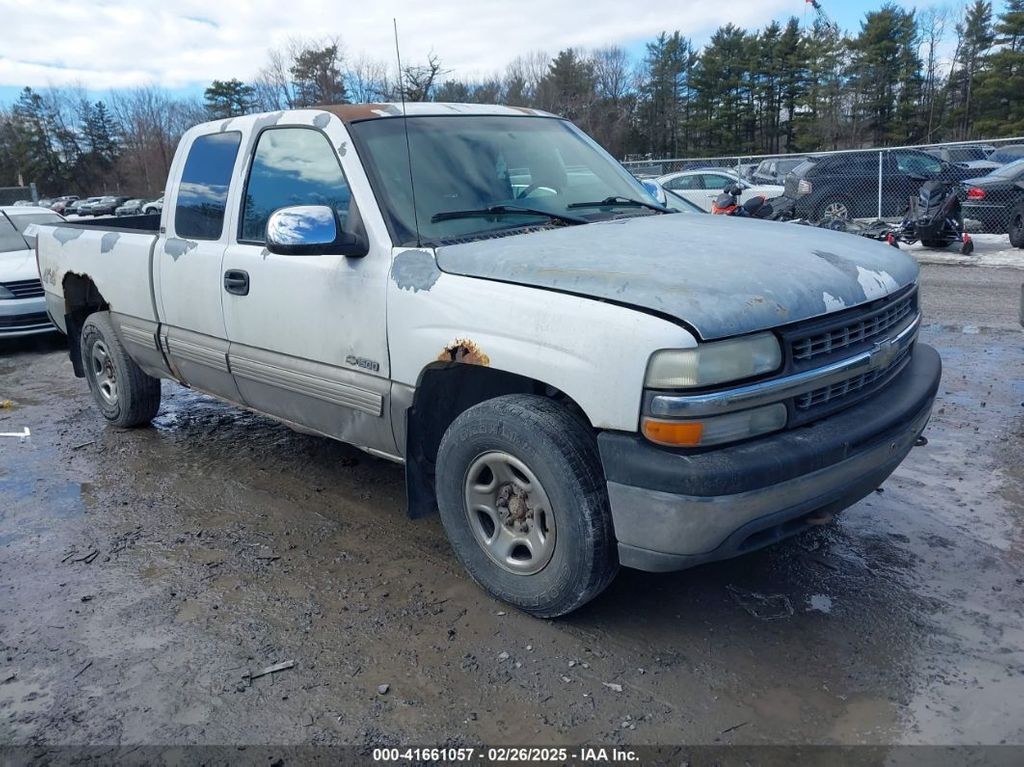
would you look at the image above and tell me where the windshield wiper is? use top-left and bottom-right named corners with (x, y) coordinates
top-left (430, 205), bottom-right (587, 226)
top-left (567, 196), bottom-right (671, 213)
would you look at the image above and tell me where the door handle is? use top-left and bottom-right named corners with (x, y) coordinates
top-left (224, 269), bottom-right (249, 296)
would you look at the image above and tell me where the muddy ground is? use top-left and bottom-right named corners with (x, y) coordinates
top-left (1, 263), bottom-right (1022, 749)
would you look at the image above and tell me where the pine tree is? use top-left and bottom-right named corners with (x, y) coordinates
top-left (847, 4), bottom-right (923, 145)
top-left (777, 17), bottom-right (809, 152)
top-left (204, 79), bottom-right (256, 118)
top-left (289, 44), bottom-right (348, 106)
top-left (973, 0), bottom-right (1024, 135)
top-left (946, 1), bottom-right (995, 138)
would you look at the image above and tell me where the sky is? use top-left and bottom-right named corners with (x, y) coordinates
top-left (0, 0), bottom-right (999, 106)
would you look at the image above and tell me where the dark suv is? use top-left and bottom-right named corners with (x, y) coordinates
top-left (783, 149), bottom-right (974, 221)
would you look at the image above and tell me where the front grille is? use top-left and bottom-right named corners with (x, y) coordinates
top-left (790, 289), bottom-right (916, 363)
top-left (0, 311), bottom-right (50, 331)
top-left (796, 347), bottom-right (911, 411)
top-left (1, 279), bottom-right (44, 299)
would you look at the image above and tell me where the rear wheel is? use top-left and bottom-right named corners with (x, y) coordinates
top-left (81, 312), bottom-right (161, 427)
top-left (1009, 204), bottom-right (1024, 249)
top-left (435, 395), bottom-right (618, 618)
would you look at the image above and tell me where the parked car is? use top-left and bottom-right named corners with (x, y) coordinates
top-left (641, 179), bottom-right (707, 214)
top-left (925, 144), bottom-right (1000, 174)
top-left (960, 158), bottom-right (1024, 247)
top-left (986, 145), bottom-right (1024, 166)
top-left (115, 198), bottom-right (147, 216)
top-left (0, 205), bottom-right (65, 338)
top-left (783, 149), bottom-right (974, 221)
top-left (34, 103), bottom-right (939, 617)
top-left (68, 197), bottom-right (102, 216)
top-left (657, 169), bottom-right (784, 212)
top-left (752, 157), bottom-right (804, 185)
top-left (736, 162), bottom-right (758, 181)
top-left (50, 196), bottom-right (80, 214)
top-left (84, 196), bottom-right (130, 217)
top-left (141, 197), bottom-right (163, 215)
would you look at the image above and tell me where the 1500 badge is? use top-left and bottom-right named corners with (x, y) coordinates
top-left (346, 355), bottom-right (380, 373)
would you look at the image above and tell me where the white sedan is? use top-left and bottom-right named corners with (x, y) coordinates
top-left (656, 169), bottom-right (784, 212)
top-left (1, 205), bottom-right (65, 338)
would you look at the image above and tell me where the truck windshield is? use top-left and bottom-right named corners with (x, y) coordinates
top-left (348, 115), bottom-right (664, 246)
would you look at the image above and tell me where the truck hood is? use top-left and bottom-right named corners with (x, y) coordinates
top-left (435, 214), bottom-right (919, 340)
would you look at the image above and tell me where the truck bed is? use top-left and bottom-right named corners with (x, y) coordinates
top-left (35, 215), bottom-right (162, 328)
top-left (54, 213), bottom-right (161, 234)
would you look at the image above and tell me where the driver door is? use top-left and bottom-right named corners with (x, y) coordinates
top-left (221, 123), bottom-right (396, 456)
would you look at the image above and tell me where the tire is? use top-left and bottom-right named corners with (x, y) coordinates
top-left (815, 195), bottom-right (854, 222)
top-left (920, 238), bottom-right (951, 248)
top-left (1009, 204), bottom-right (1024, 249)
top-left (435, 394), bottom-right (618, 618)
top-left (80, 312), bottom-right (161, 427)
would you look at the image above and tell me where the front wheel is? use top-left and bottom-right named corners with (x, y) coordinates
top-left (81, 312), bottom-right (161, 427)
top-left (435, 395), bottom-right (618, 618)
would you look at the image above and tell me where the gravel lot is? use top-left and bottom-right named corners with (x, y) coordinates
top-left (1, 263), bottom-right (1022, 749)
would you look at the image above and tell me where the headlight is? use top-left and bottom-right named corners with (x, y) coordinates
top-left (0, 285), bottom-right (14, 300)
top-left (642, 403), bottom-right (787, 447)
top-left (645, 332), bottom-right (781, 389)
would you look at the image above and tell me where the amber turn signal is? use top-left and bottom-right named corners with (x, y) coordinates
top-left (641, 418), bottom-right (704, 446)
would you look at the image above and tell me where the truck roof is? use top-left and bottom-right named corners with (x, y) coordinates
top-left (202, 103), bottom-right (557, 136)
top-left (320, 103), bottom-right (555, 122)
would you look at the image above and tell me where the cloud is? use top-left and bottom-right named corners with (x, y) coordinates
top-left (1, 0), bottom-right (795, 91)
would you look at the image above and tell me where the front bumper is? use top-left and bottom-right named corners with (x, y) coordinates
top-left (599, 343), bottom-right (941, 572)
top-left (0, 296), bottom-right (56, 338)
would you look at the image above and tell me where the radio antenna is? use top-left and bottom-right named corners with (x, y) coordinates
top-left (393, 18), bottom-right (422, 247)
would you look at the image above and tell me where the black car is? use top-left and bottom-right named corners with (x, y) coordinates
top-left (986, 144), bottom-right (1024, 165)
top-left (960, 158), bottom-right (1024, 247)
top-left (782, 149), bottom-right (975, 221)
top-left (87, 196), bottom-right (130, 216)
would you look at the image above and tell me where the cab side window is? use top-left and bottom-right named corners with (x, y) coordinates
top-left (175, 132), bottom-right (241, 240)
top-left (240, 128), bottom-right (351, 244)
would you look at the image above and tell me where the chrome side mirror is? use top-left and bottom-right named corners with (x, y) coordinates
top-left (265, 205), bottom-right (367, 257)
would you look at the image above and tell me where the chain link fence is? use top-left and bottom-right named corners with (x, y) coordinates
top-left (623, 138), bottom-right (1024, 247)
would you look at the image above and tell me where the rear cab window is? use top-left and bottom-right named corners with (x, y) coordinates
top-left (174, 132), bottom-right (242, 240)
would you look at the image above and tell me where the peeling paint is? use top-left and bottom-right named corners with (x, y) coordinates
top-left (337, 141), bottom-right (347, 156)
top-left (438, 339), bottom-right (490, 366)
top-left (856, 267), bottom-right (900, 300)
top-left (53, 227), bottom-right (85, 245)
top-left (218, 118), bottom-right (234, 133)
top-left (822, 292), bottom-right (847, 312)
top-left (391, 249), bottom-right (440, 292)
top-left (164, 238), bottom-right (198, 260)
top-left (100, 232), bottom-right (120, 254)
top-left (312, 113), bottom-right (331, 128)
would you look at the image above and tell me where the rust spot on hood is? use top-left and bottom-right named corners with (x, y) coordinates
top-left (438, 339), bottom-right (490, 366)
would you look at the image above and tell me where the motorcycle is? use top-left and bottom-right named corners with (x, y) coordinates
top-left (711, 184), bottom-right (776, 218)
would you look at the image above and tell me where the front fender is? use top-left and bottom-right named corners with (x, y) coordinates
top-left (387, 257), bottom-right (696, 432)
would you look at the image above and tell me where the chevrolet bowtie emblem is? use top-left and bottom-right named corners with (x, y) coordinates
top-left (870, 338), bottom-right (899, 369)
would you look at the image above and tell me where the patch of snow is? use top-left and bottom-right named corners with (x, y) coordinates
top-left (905, 234), bottom-right (1024, 270)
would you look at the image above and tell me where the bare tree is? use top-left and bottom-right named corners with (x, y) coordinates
top-left (402, 53), bottom-right (447, 101)
top-left (347, 55), bottom-right (394, 102)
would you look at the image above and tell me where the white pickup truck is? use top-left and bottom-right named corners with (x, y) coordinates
top-left (35, 103), bottom-right (940, 617)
